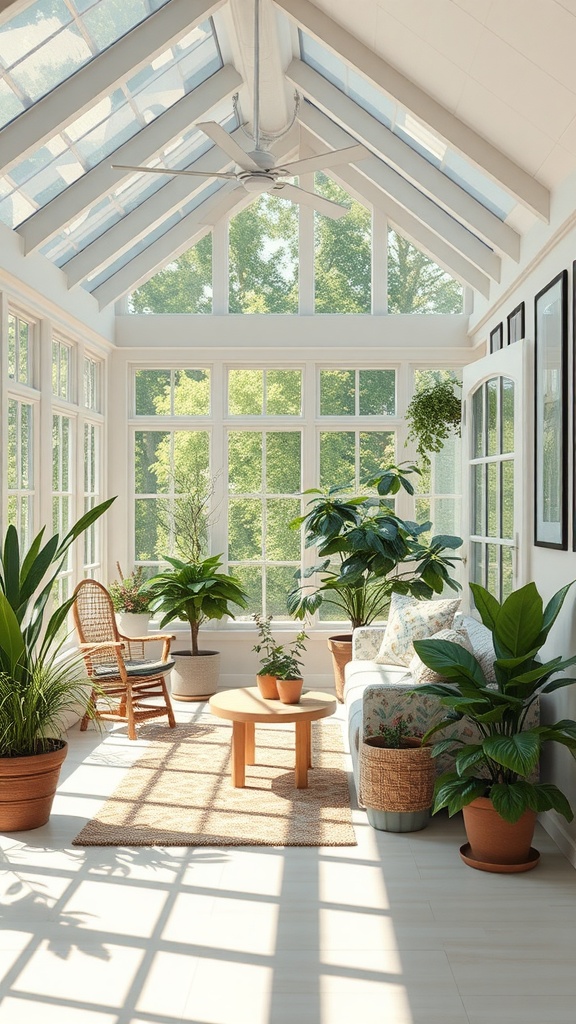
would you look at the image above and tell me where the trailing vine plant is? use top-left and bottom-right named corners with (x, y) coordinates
top-left (405, 374), bottom-right (462, 464)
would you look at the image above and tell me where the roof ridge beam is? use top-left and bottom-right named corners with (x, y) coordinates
top-left (288, 59), bottom-right (520, 262)
top-left (0, 0), bottom-right (226, 174)
top-left (274, 0), bottom-right (549, 221)
top-left (299, 103), bottom-right (500, 281)
top-left (91, 188), bottom-right (242, 310)
top-left (64, 130), bottom-right (245, 286)
top-left (19, 65), bottom-right (242, 254)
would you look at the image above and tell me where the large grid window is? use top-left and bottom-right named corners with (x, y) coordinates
top-left (470, 377), bottom-right (515, 601)
top-left (128, 362), bottom-right (461, 625)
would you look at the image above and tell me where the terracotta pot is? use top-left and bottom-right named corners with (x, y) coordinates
top-left (256, 673), bottom-right (279, 699)
top-left (462, 796), bottom-right (538, 871)
top-left (0, 741), bottom-right (68, 831)
top-left (276, 677), bottom-right (304, 704)
top-left (327, 634), bottom-right (353, 703)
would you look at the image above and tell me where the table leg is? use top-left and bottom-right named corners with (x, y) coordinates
top-left (245, 721), bottom-right (255, 765)
top-left (231, 721), bottom-right (246, 787)
top-left (295, 721), bottom-right (309, 789)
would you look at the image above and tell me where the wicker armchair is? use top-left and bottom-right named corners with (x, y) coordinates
top-left (73, 579), bottom-right (176, 740)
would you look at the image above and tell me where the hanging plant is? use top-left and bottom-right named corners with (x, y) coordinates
top-left (405, 376), bottom-right (462, 463)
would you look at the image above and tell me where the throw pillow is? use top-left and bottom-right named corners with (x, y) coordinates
top-left (460, 614), bottom-right (497, 682)
top-left (409, 627), bottom-right (474, 684)
top-left (375, 593), bottom-right (461, 667)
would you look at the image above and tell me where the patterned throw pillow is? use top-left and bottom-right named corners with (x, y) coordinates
top-left (375, 593), bottom-right (461, 667)
top-left (409, 627), bottom-right (474, 684)
top-left (460, 615), bottom-right (497, 682)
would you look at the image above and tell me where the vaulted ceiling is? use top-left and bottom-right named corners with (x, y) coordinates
top-left (1, 0), bottom-right (574, 311)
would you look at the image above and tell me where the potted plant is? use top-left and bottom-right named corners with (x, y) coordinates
top-left (143, 554), bottom-right (248, 701)
top-left (413, 579), bottom-right (576, 871)
top-left (252, 614), bottom-right (285, 699)
top-left (361, 717), bottom-right (436, 833)
top-left (405, 373), bottom-right (462, 464)
top-left (109, 563), bottom-right (152, 637)
top-left (0, 498), bottom-right (114, 831)
top-left (288, 463), bottom-right (462, 700)
top-left (274, 628), bottom-right (309, 705)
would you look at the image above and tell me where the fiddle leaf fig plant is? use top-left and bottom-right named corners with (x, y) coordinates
top-left (287, 464), bottom-right (462, 630)
top-left (413, 580), bottom-right (576, 824)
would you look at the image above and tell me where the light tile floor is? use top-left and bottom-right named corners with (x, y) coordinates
top-left (2, 700), bottom-right (576, 1024)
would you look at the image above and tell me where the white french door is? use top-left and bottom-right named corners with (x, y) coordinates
top-left (462, 340), bottom-right (529, 606)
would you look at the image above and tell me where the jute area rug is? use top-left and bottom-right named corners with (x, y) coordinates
top-left (72, 720), bottom-right (357, 847)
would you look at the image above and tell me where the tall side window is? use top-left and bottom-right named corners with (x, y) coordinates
top-left (413, 369), bottom-right (462, 548)
top-left (469, 377), bottom-right (515, 601)
top-left (8, 312), bottom-right (32, 385)
top-left (82, 355), bottom-right (103, 577)
top-left (7, 398), bottom-right (34, 550)
top-left (52, 337), bottom-right (72, 401)
top-left (52, 413), bottom-right (73, 605)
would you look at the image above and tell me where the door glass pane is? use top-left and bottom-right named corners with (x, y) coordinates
top-left (472, 386), bottom-right (484, 458)
top-left (501, 546), bottom-right (514, 600)
top-left (487, 462), bottom-right (498, 537)
top-left (501, 461), bottom-right (514, 540)
top-left (501, 378), bottom-right (514, 454)
top-left (487, 378), bottom-right (498, 456)
top-left (487, 543), bottom-right (499, 598)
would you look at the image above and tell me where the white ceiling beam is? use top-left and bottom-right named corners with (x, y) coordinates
top-left (331, 161), bottom-right (491, 298)
top-left (288, 59), bottom-right (520, 262)
top-left (0, 0), bottom-right (226, 174)
top-left (64, 130), bottom-right (247, 287)
top-left (299, 103), bottom-right (500, 281)
top-left (19, 65), bottom-right (242, 255)
top-left (273, 0), bottom-right (549, 221)
top-left (91, 188), bottom-right (243, 310)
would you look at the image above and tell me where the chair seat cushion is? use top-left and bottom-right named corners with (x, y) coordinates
top-left (94, 658), bottom-right (175, 679)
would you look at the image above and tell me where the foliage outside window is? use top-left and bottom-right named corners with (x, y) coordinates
top-left (83, 422), bottom-right (100, 576)
top-left (229, 193), bottom-right (298, 313)
top-left (83, 356), bottom-right (100, 411)
top-left (228, 369), bottom-right (301, 416)
top-left (52, 338), bottom-right (72, 401)
top-left (135, 368), bottom-right (210, 416)
top-left (7, 398), bottom-right (34, 552)
top-left (388, 229), bottom-right (463, 313)
top-left (314, 173), bottom-right (371, 313)
top-left (129, 235), bottom-right (213, 314)
top-left (52, 413), bottom-right (73, 607)
top-left (319, 369), bottom-right (396, 416)
top-left (8, 312), bottom-right (32, 384)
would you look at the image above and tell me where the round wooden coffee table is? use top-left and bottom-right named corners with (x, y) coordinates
top-left (209, 687), bottom-right (337, 789)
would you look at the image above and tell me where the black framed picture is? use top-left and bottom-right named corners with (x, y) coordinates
top-left (489, 322), bottom-right (503, 354)
top-left (534, 270), bottom-right (568, 549)
top-left (507, 302), bottom-right (525, 345)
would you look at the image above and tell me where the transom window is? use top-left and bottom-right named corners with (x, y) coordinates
top-left (228, 370), bottom-right (302, 417)
top-left (135, 369), bottom-right (210, 416)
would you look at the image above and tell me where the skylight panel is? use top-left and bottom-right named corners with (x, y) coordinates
top-left (0, 0), bottom-right (171, 111)
top-left (2, 19), bottom-right (222, 229)
top-left (299, 29), bottom-right (516, 222)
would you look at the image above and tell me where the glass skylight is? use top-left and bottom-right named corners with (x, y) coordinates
top-left (299, 31), bottom-right (516, 222)
top-left (83, 178), bottom-right (226, 294)
top-left (0, 18), bottom-right (222, 230)
top-left (40, 105), bottom-right (237, 268)
top-left (0, 0), bottom-right (170, 121)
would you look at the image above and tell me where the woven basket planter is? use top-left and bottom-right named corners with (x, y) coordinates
top-left (360, 736), bottom-right (436, 832)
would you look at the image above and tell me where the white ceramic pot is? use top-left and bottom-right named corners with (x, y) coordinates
top-left (170, 650), bottom-right (221, 701)
top-left (116, 612), bottom-right (151, 637)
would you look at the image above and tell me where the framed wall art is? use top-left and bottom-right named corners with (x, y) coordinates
top-left (507, 302), bottom-right (525, 345)
top-left (489, 322), bottom-right (503, 354)
top-left (534, 270), bottom-right (568, 549)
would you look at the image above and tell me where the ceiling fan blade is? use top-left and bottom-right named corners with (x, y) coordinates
top-left (272, 182), bottom-right (349, 220)
top-left (195, 122), bottom-right (262, 172)
top-left (278, 145), bottom-right (370, 177)
top-left (111, 163), bottom-right (237, 179)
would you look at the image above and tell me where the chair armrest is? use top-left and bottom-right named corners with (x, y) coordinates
top-left (352, 626), bottom-right (386, 661)
top-left (79, 641), bottom-right (123, 651)
top-left (120, 633), bottom-right (176, 662)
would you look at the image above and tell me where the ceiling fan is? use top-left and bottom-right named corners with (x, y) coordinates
top-left (112, 0), bottom-right (369, 220)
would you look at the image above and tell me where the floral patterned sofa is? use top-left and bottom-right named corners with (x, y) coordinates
top-left (344, 617), bottom-right (539, 805)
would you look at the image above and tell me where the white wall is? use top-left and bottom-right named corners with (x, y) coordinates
top-left (469, 222), bottom-right (576, 865)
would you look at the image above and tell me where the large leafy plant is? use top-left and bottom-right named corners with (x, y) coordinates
top-left (0, 498), bottom-right (115, 756)
top-left (413, 580), bottom-right (576, 824)
top-left (144, 554), bottom-right (248, 655)
top-left (287, 464), bottom-right (462, 630)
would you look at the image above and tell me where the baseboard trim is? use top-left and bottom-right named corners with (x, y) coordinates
top-left (540, 810), bottom-right (576, 868)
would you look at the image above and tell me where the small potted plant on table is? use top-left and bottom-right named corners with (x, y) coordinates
top-left (361, 717), bottom-right (435, 833)
top-left (413, 580), bottom-right (576, 871)
top-left (252, 614), bottom-right (285, 699)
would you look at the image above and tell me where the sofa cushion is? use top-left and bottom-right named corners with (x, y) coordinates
top-left (375, 593), bottom-right (461, 667)
top-left (409, 627), bottom-right (474, 684)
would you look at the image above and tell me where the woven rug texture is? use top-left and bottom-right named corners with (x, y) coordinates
top-left (72, 720), bottom-right (356, 847)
